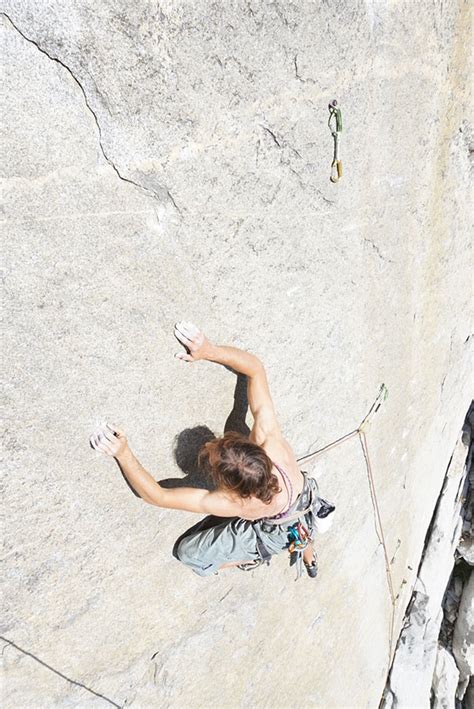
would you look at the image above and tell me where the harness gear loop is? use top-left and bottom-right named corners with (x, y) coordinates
top-left (328, 99), bottom-right (343, 183)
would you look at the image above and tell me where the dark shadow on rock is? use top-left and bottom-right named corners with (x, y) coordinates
top-left (224, 373), bottom-right (250, 436)
top-left (120, 473), bottom-right (142, 498)
top-left (114, 458), bottom-right (143, 499)
top-left (158, 373), bottom-right (250, 491)
top-left (158, 425), bottom-right (216, 490)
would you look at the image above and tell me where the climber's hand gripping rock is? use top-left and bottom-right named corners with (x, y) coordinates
top-left (174, 321), bottom-right (212, 362)
top-left (90, 424), bottom-right (128, 458)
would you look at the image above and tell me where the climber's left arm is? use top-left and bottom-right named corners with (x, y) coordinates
top-left (90, 425), bottom-right (165, 504)
top-left (89, 425), bottom-right (244, 516)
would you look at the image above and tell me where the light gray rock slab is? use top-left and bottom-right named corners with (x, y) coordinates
top-left (458, 539), bottom-right (474, 566)
top-left (0, 641), bottom-right (114, 708)
top-left (457, 448), bottom-right (474, 566)
top-left (453, 570), bottom-right (474, 697)
top-left (382, 434), bottom-right (469, 707)
top-left (432, 645), bottom-right (460, 709)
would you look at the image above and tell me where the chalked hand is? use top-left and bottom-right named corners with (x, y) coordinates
top-left (89, 423), bottom-right (128, 458)
top-left (174, 321), bottom-right (212, 362)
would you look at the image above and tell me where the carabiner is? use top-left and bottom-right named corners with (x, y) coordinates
top-left (330, 159), bottom-right (343, 183)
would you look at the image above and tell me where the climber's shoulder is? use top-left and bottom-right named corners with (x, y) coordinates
top-left (250, 425), bottom-right (296, 464)
top-left (249, 418), bottom-right (279, 447)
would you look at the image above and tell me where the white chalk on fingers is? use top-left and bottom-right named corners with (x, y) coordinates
top-left (101, 428), bottom-right (116, 443)
top-left (175, 322), bottom-right (189, 334)
top-left (184, 321), bottom-right (199, 334)
top-left (175, 329), bottom-right (192, 345)
top-left (180, 328), bottom-right (196, 341)
top-left (177, 320), bottom-right (193, 331)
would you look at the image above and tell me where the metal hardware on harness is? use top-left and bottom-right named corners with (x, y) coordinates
top-left (288, 522), bottom-right (312, 579)
top-left (328, 99), bottom-right (343, 183)
top-left (288, 522), bottom-right (311, 553)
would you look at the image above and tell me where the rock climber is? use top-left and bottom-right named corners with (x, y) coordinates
top-left (90, 322), bottom-right (334, 578)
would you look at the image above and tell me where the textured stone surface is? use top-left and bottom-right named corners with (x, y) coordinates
top-left (453, 571), bottom-right (474, 697)
top-left (432, 645), bottom-right (459, 709)
top-left (382, 434), bottom-right (469, 707)
top-left (458, 428), bottom-right (474, 565)
top-left (1, 1), bottom-right (472, 707)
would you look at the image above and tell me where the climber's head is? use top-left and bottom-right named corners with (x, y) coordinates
top-left (199, 431), bottom-right (280, 504)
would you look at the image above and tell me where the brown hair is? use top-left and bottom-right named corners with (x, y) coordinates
top-left (199, 431), bottom-right (280, 504)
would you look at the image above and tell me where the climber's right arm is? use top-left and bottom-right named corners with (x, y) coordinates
top-left (173, 321), bottom-right (281, 443)
top-left (173, 321), bottom-right (261, 375)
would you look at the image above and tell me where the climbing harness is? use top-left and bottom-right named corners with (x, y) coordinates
top-left (257, 472), bottom-right (336, 581)
top-left (328, 99), bottom-right (343, 183)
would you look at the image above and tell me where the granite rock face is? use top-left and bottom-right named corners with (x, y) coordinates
top-left (432, 645), bottom-right (460, 709)
top-left (1, 1), bottom-right (472, 707)
top-left (382, 429), bottom-right (471, 707)
top-left (453, 571), bottom-right (474, 697)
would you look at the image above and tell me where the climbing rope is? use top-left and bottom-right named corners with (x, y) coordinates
top-left (297, 384), bottom-right (396, 664)
top-left (328, 99), bottom-right (343, 183)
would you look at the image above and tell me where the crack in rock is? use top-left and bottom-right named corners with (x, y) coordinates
top-left (262, 126), bottom-right (334, 206)
top-left (316, 188), bottom-right (335, 205)
top-left (1, 12), bottom-right (181, 215)
top-left (1, 636), bottom-right (122, 708)
top-left (293, 54), bottom-right (316, 84)
top-left (363, 237), bottom-right (394, 263)
top-left (260, 124), bottom-right (282, 148)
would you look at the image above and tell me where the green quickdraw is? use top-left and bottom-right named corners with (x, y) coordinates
top-left (328, 99), bottom-right (343, 183)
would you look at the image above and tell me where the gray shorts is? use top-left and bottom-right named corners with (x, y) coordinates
top-left (172, 474), bottom-right (319, 577)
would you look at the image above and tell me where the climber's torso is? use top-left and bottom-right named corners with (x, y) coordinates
top-left (207, 432), bottom-right (305, 521)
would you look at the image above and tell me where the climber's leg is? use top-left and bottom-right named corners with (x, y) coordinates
top-left (173, 516), bottom-right (261, 576)
top-left (303, 541), bottom-right (315, 565)
top-left (302, 541), bottom-right (318, 578)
